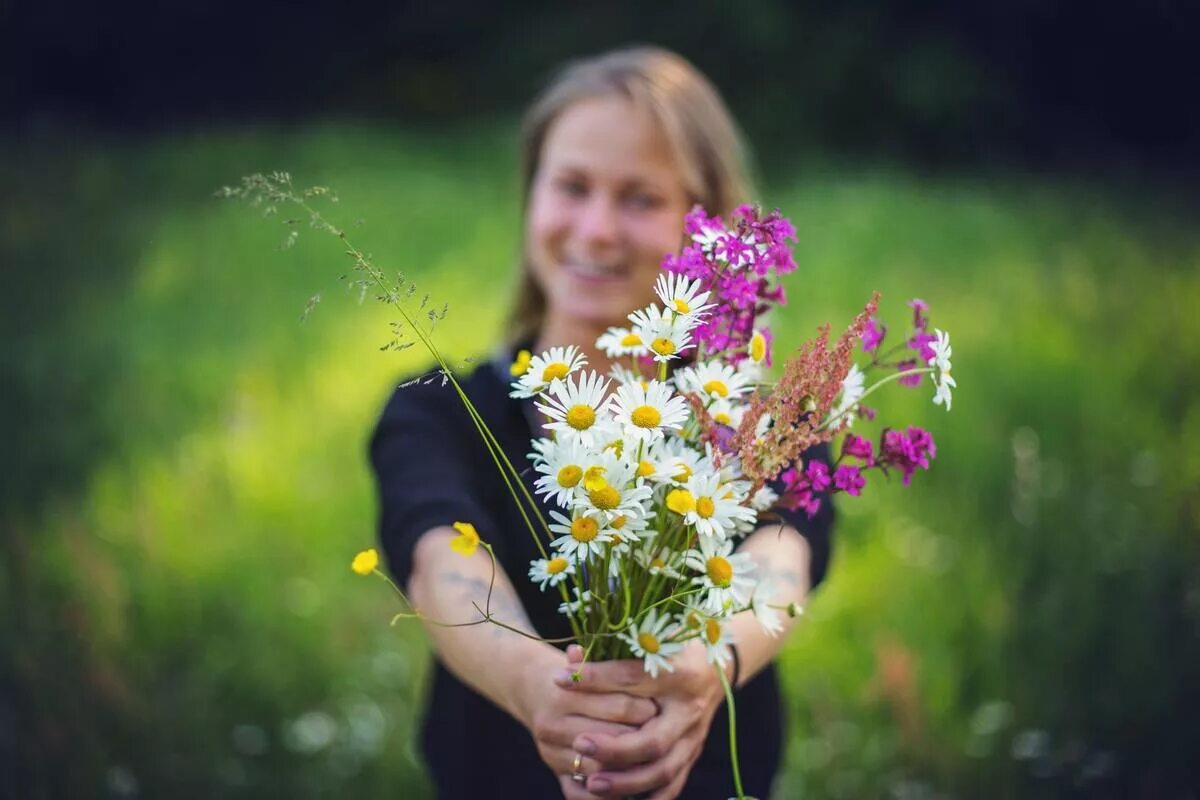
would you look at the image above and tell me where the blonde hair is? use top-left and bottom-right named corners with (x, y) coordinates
top-left (508, 46), bottom-right (754, 344)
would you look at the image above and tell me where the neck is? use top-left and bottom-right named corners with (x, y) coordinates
top-left (534, 314), bottom-right (615, 377)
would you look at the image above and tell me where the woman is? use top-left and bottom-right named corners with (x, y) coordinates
top-left (370, 47), bottom-right (834, 799)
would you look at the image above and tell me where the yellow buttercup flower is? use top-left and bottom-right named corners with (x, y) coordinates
top-left (510, 349), bottom-right (532, 377)
top-left (351, 548), bottom-right (379, 575)
top-left (450, 521), bottom-right (481, 556)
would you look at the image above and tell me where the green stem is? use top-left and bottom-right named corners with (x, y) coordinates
top-left (717, 664), bottom-right (745, 800)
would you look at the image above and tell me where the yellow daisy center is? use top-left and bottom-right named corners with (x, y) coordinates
top-left (706, 556), bottom-right (733, 587)
top-left (686, 611), bottom-right (703, 629)
top-left (630, 405), bottom-right (661, 428)
top-left (749, 332), bottom-right (767, 363)
top-left (650, 337), bottom-right (676, 357)
top-left (589, 486), bottom-right (620, 510)
top-left (557, 465), bottom-right (582, 488)
top-left (666, 489), bottom-right (695, 515)
top-left (649, 557), bottom-right (666, 569)
top-left (546, 557), bottom-right (568, 575)
top-left (637, 631), bottom-right (661, 654)
top-left (673, 298), bottom-right (691, 314)
top-left (636, 460), bottom-right (656, 477)
top-left (620, 333), bottom-right (643, 347)
top-left (571, 517), bottom-right (599, 542)
top-left (604, 439), bottom-right (624, 457)
top-left (542, 362), bottom-right (570, 382)
top-left (611, 515), bottom-right (628, 530)
top-left (565, 404), bottom-right (595, 430)
top-left (696, 496), bottom-right (716, 519)
top-left (583, 466), bottom-right (608, 492)
top-left (673, 463), bottom-right (693, 483)
top-left (714, 412), bottom-right (732, 425)
top-left (703, 379), bottom-right (729, 397)
top-left (705, 618), bottom-right (722, 645)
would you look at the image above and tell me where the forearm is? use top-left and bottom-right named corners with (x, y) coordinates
top-left (408, 527), bottom-right (560, 727)
top-left (727, 523), bottom-right (812, 688)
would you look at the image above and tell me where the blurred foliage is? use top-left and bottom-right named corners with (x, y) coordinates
top-left (2, 123), bottom-right (1198, 798)
top-left (5, 1), bottom-right (1198, 168)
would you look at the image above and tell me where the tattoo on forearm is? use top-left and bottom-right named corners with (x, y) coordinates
top-left (438, 569), bottom-right (535, 637)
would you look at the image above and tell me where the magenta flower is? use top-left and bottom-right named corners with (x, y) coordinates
top-left (908, 330), bottom-right (938, 363)
top-left (842, 434), bottom-right (875, 465)
top-left (897, 358), bottom-right (923, 387)
top-left (879, 427), bottom-right (937, 485)
top-left (861, 316), bottom-right (885, 353)
top-left (806, 459), bottom-right (832, 492)
top-left (909, 298), bottom-right (929, 330)
top-left (833, 465), bottom-right (865, 496)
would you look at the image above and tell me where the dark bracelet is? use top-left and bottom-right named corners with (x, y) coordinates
top-left (728, 643), bottom-right (741, 689)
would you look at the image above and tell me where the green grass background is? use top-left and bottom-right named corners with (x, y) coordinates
top-left (3, 122), bottom-right (1198, 798)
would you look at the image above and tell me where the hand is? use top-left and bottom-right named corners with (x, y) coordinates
top-left (555, 641), bottom-right (727, 799)
top-left (517, 645), bottom-right (659, 795)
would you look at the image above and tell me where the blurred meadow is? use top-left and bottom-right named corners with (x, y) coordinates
top-left (4, 119), bottom-right (1198, 799)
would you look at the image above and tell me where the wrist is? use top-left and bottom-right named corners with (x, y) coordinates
top-left (510, 643), bottom-right (563, 729)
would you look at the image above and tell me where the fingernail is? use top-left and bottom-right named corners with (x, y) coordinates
top-left (576, 737), bottom-right (596, 756)
top-left (588, 776), bottom-right (610, 793)
top-left (553, 670), bottom-right (576, 686)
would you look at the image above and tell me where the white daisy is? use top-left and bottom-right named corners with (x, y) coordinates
top-left (679, 473), bottom-right (758, 540)
top-left (510, 345), bottom-right (586, 398)
top-left (596, 326), bottom-right (649, 358)
top-left (558, 587), bottom-right (592, 615)
top-left (830, 363), bottom-right (866, 427)
top-left (675, 360), bottom-right (752, 402)
top-left (929, 329), bottom-right (956, 412)
top-left (654, 273), bottom-right (716, 319)
top-left (705, 397), bottom-right (746, 430)
top-left (928, 328), bottom-right (952, 374)
top-left (628, 305), bottom-right (695, 362)
top-left (933, 371), bottom-right (957, 411)
top-left (750, 577), bottom-right (785, 637)
top-left (690, 218), bottom-right (725, 254)
top-left (699, 616), bottom-right (735, 668)
top-left (619, 608), bottom-right (683, 678)
top-left (634, 547), bottom-right (684, 580)
top-left (528, 555), bottom-right (575, 591)
top-left (548, 510), bottom-right (611, 561)
top-left (573, 453), bottom-right (653, 524)
top-left (609, 380), bottom-right (690, 445)
top-left (684, 537), bottom-right (758, 613)
top-left (536, 370), bottom-right (611, 447)
top-left (749, 484), bottom-right (779, 512)
top-left (531, 437), bottom-right (593, 508)
top-left (748, 329), bottom-right (770, 365)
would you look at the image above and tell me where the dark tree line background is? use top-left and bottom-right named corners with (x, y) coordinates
top-left (4, 0), bottom-right (1198, 170)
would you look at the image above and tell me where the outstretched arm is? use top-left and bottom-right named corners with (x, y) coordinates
top-left (408, 526), bottom-right (658, 793)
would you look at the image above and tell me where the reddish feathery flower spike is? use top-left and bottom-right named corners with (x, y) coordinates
top-left (732, 293), bottom-right (882, 485)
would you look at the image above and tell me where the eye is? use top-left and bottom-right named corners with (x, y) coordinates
top-left (554, 177), bottom-right (588, 198)
top-left (623, 191), bottom-right (663, 211)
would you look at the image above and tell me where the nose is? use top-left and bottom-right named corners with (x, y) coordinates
top-left (575, 193), bottom-right (620, 250)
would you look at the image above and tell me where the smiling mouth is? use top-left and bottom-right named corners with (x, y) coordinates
top-left (565, 261), bottom-right (629, 280)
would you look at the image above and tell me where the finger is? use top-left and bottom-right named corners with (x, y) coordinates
top-left (574, 714), bottom-right (678, 770)
top-left (571, 690), bottom-right (658, 726)
top-left (555, 658), bottom-right (661, 695)
top-left (551, 747), bottom-right (604, 781)
top-left (566, 644), bottom-right (585, 664)
top-left (647, 737), bottom-right (703, 800)
top-left (537, 714), bottom-right (638, 750)
top-left (585, 737), bottom-right (692, 797)
top-left (558, 774), bottom-right (604, 800)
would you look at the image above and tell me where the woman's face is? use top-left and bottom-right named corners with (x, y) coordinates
top-left (526, 94), bottom-right (693, 333)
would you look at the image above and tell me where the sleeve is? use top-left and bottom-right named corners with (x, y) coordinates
top-left (367, 376), bottom-right (505, 591)
top-left (765, 441), bottom-right (837, 592)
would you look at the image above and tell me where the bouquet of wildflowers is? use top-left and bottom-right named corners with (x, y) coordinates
top-left (221, 175), bottom-right (955, 800)
top-left (507, 205), bottom-right (955, 671)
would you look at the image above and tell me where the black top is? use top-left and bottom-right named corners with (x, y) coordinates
top-left (369, 353), bottom-right (835, 799)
